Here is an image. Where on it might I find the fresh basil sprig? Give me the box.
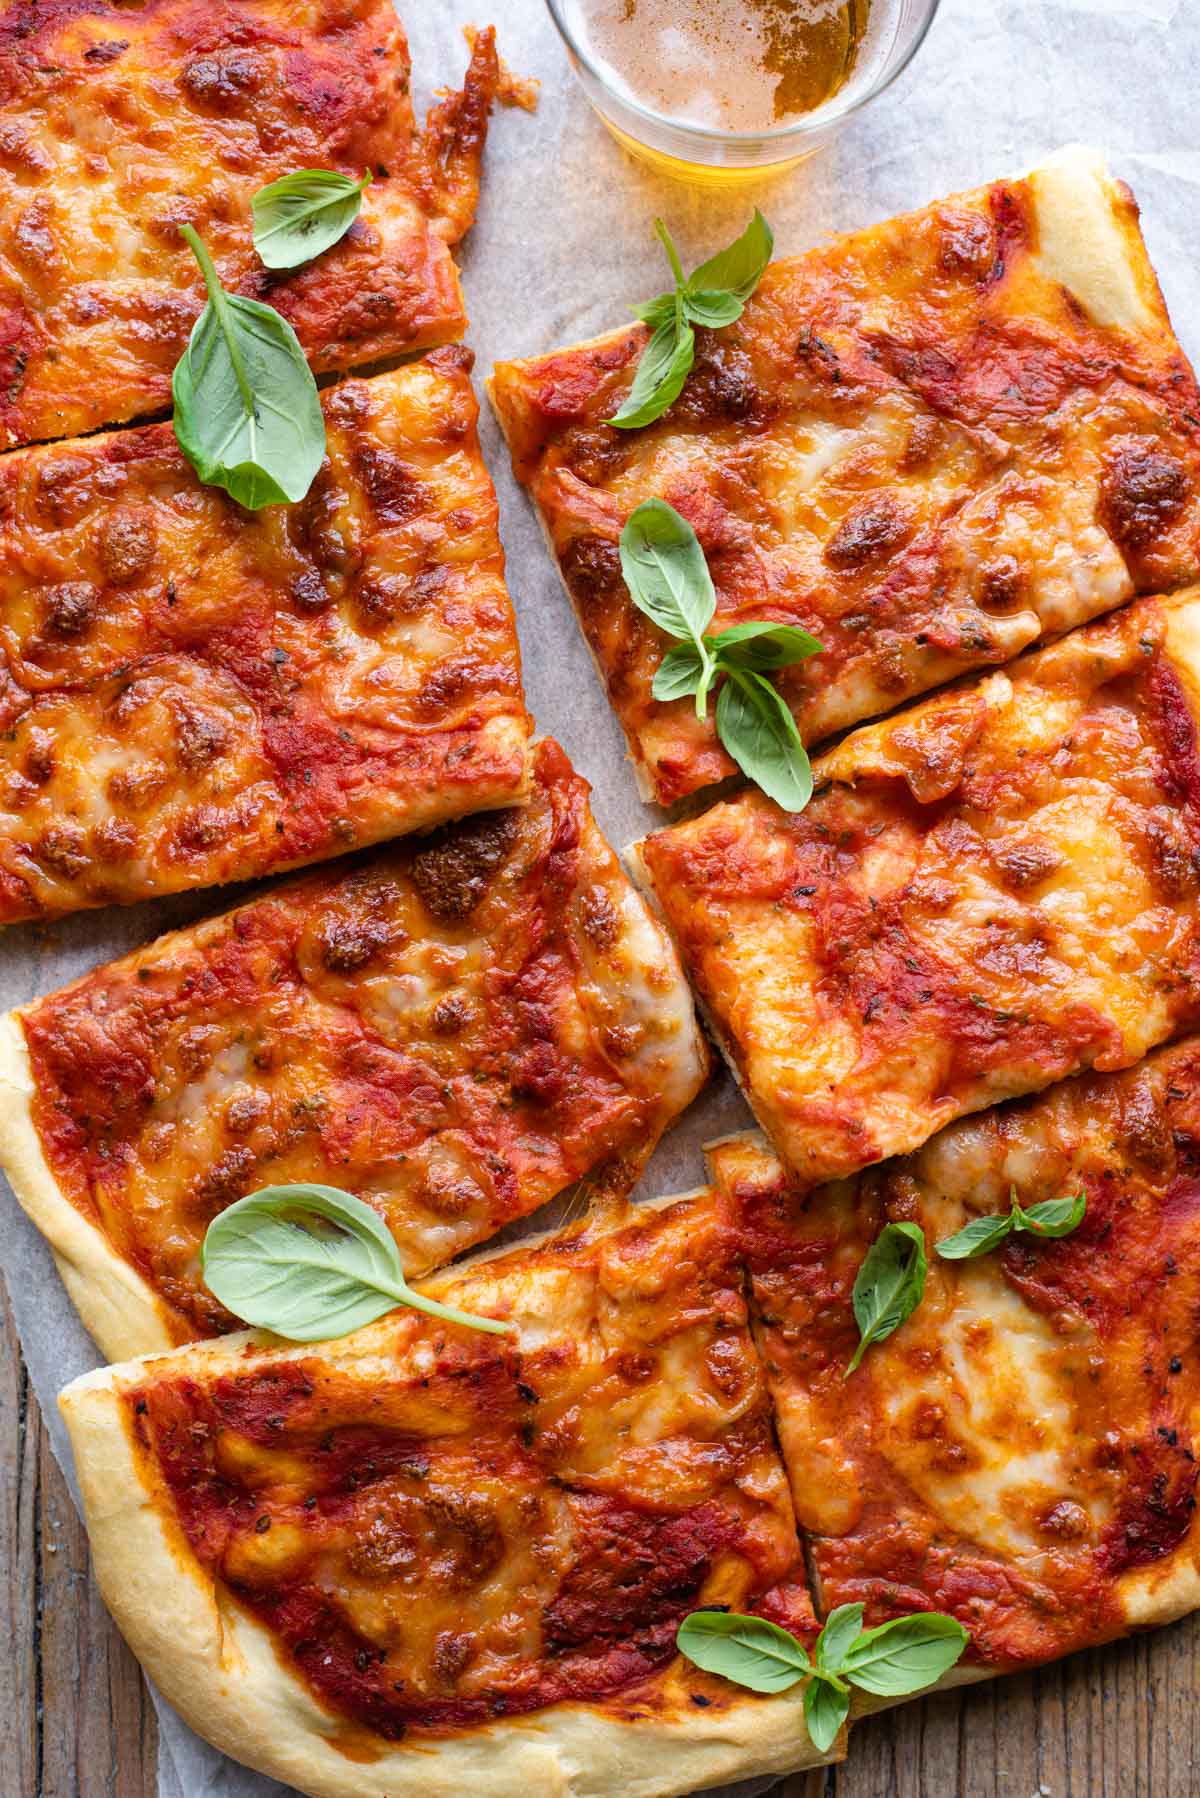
[252,169,371,270]
[201,1185,509,1341]
[619,498,821,811]
[937,1187,1087,1261]
[609,211,774,429]
[846,1221,927,1375]
[172,224,326,510]
[677,1603,968,1753]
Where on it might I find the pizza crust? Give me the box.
[59,1334,838,1798]
[0,1011,177,1360]
[1027,144,1163,336]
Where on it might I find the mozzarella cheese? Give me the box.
[491,149,1200,803]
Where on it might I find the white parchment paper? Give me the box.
[2,0,1199,1791]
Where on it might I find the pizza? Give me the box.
[0,350,531,922]
[490,147,1200,805]
[57,1189,831,1797]
[707,1031,1200,1673]
[0,739,709,1360]
[634,588,1200,1187]
[0,0,503,448]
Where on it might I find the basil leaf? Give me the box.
[172,225,325,510]
[620,498,716,643]
[1016,1191,1087,1238]
[652,639,707,702]
[815,1602,865,1675]
[716,670,814,813]
[202,1184,509,1341]
[676,1611,810,1694]
[252,168,370,270]
[634,292,678,331]
[804,1676,850,1754]
[682,289,745,329]
[935,1212,1015,1261]
[840,1612,969,1697]
[689,208,775,302]
[710,620,824,671]
[614,211,773,430]
[609,314,695,429]
[846,1221,927,1375]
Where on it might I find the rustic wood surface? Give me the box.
[2,1277,1197,1798]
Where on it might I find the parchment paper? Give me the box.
[1,0,1198,1791]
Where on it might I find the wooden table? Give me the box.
[3,1279,1197,1798]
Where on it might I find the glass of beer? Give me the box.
[545,0,941,182]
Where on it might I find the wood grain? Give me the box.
[2,1273,1197,1798]
[0,1280,157,1798]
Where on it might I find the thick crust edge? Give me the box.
[59,1346,838,1798]
[0,1011,179,1359]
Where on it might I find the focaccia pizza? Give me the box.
[58,1190,832,1798]
[0,351,530,922]
[491,148,1200,804]
[707,1035,1200,1672]
[635,588,1200,1186]
[0,740,708,1360]
[0,0,501,447]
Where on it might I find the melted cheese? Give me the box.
[0,358,530,922]
[492,154,1200,804]
[115,1195,812,1737]
[643,592,1200,1186]
[0,0,502,446]
[708,1040,1200,1664]
[17,741,708,1351]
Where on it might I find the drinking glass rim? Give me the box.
[543,0,942,147]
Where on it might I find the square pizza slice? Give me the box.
[707,1034,1200,1680]
[491,148,1200,804]
[0,350,530,922]
[0,0,502,447]
[0,739,709,1360]
[58,1189,833,1798]
[635,588,1200,1187]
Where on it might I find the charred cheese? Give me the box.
[491,148,1200,804]
[0,741,709,1358]
[637,589,1200,1186]
[708,1036,1200,1668]
[57,1193,830,1797]
[0,0,501,447]
[0,352,530,921]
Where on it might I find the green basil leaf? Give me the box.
[815,1602,865,1675]
[840,1612,969,1697]
[652,639,707,702]
[935,1212,1015,1261]
[688,208,775,302]
[804,1675,850,1754]
[846,1220,927,1375]
[634,292,678,331]
[252,168,370,270]
[710,620,824,671]
[609,315,695,429]
[682,289,745,329]
[716,669,814,812]
[676,1611,811,1694]
[1016,1191,1087,1238]
[202,1184,509,1341]
[616,212,772,430]
[620,498,716,644]
[172,225,325,510]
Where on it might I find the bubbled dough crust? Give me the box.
[0,1010,178,1360]
[58,1256,837,1798]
